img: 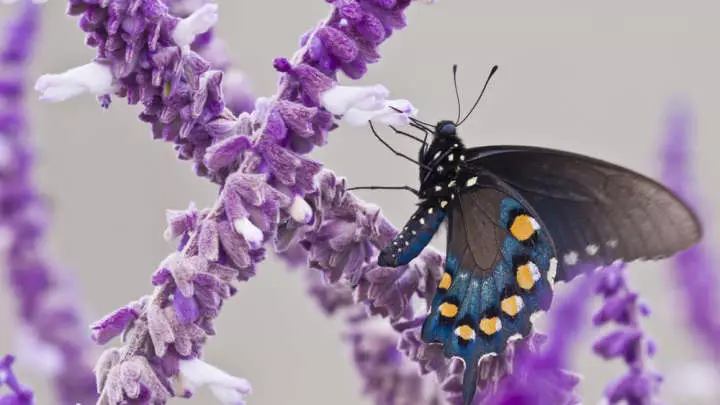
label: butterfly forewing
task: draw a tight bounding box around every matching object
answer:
[464,145,701,282]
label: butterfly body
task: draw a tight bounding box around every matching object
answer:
[375,121,701,405]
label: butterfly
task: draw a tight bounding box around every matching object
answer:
[350,65,702,405]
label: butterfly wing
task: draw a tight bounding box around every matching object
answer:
[464,145,701,282]
[421,179,556,405]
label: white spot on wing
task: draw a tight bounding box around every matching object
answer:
[528,262,541,281]
[586,244,599,256]
[433,151,441,159]
[448,154,454,162]
[419,218,425,225]
[548,257,558,284]
[434,185,442,191]
[529,217,541,230]
[448,180,456,187]
[428,208,434,214]
[440,201,448,208]
[607,239,618,248]
[564,251,579,265]
[465,177,478,187]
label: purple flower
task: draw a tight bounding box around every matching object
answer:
[0,2,97,404]
[661,105,720,361]
[36,0,429,403]
[0,355,34,405]
[592,263,661,404]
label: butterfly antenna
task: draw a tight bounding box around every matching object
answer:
[456,65,498,126]
[453,64,462,124]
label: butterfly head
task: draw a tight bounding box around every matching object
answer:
[435,120,457,137]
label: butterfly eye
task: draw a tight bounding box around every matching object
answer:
[440,123,456,135]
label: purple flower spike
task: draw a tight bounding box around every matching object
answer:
[47,0,429,402]
[592,263,662,404]
[0,2,97,404]
[661,105,720,361]
[0,355,34,405]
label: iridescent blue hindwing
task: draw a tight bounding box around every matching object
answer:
[420,185,558,405]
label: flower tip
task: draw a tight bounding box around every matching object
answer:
[173,3,220,49]
[178,358,251,405]
[273,57,292,73]
[233,217,263,248]
[34,62,113,102]
[290,195,313,224]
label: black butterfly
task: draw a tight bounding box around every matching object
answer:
[350,66,701,405]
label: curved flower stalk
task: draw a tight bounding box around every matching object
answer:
[0,2,97,404]
[35,1,429,403]
[591,263,661,404]
[661,106,720,361]
[164,0,255,115]
[0,355,34,405]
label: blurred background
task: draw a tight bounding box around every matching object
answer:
[1,0,719,404]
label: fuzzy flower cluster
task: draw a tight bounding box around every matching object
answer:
[0,2,97,404]
[34,0,424,403]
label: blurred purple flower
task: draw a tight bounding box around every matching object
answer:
[592,263,662,404]
[0,355,34,405]
[661,105,720,361]
[0,2,97,404]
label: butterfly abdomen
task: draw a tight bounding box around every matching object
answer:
[377,200,447,267]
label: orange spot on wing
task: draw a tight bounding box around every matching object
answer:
[455,325,475,341]
[501,296,523,316]
[517,262,538,290]
[439,272,452,290]
[479,317,501,335]
[510,215,538,241]
[439,302,458,318]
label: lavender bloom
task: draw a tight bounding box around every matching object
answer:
[0,355,34,405]
[164,0,255,115]
[0,2,97,404]
[661,106,720,361]
[592,263,661,404]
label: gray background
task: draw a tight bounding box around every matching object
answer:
[1,1,719,404]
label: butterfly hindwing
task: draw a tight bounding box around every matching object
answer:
[465,145,702,282]
[421,183,557,405]
[378,199,447,267]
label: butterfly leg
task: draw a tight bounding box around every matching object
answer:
[388,124,426,144]
[347,185,420,196]
[368,121,432,170]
